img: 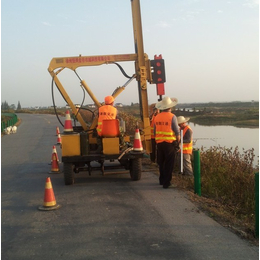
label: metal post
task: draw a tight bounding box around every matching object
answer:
[193,149,201,196]
[180,129,183,174]
[255,172,259,238]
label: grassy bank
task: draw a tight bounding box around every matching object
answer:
[190,113,258,127]
[172,146,258,243]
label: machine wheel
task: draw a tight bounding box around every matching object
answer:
[130,158,142,181]
[63,162,74,185]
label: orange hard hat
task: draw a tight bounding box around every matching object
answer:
[105,96,114,105]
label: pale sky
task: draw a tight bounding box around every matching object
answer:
[1,0,259,107]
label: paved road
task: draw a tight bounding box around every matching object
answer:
[1,114,259,260]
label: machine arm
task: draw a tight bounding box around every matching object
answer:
[48,54,138,72]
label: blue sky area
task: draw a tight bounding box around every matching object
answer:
[1,0,259,107]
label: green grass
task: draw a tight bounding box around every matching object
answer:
[173,146,258,240]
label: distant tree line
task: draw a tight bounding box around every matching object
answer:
[1,101,21,110]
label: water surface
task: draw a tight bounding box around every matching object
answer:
[189,123,259,165]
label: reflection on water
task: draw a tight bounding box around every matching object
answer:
[189,123,259,165]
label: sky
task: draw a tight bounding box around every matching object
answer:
[1,0,259,108]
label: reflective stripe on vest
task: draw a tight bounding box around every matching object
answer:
[154,112,176,143]
[97,105,117,136]
[181,125,193,154]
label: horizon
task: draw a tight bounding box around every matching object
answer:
[2,99,259,110]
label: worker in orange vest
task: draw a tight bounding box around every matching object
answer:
[154,97,180,189]
[150,105,159,163]
[97,96,117,136]
[177,116,193,176]
[96,95,118,153]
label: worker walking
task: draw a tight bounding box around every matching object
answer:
[177,116,193,176]
[154,97,180,189]
[150,105,159,163]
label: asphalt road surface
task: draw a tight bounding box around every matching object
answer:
[2,113,259,260]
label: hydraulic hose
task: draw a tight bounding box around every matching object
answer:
[51,77,64,127]
[74,84,86,125]
[112,62,132,79]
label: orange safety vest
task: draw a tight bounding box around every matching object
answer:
[180,125,193,154]
[97,105,117,136]
[154,112,177,143]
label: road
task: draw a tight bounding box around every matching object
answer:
[1,113,259,260]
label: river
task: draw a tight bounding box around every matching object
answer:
[189,123,259,166]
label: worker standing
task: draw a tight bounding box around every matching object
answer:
[154,97,180,189]
[177,116,193,176]
[150,105,159,163]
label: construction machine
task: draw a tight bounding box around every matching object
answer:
[48,0,166,185]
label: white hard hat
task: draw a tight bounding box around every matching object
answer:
[155,96,178,110]
[177,116,190,125]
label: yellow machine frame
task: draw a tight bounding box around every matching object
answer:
[48,2,153,152]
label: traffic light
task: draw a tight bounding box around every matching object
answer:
[151,58,166,84]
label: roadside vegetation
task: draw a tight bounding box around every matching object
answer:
[171,146,258,243]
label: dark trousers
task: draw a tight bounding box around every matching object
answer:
[150,138,157,163]
[157,142,176,186]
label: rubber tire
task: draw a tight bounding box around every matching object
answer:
[130,158,142,181]
[63,162,74,185]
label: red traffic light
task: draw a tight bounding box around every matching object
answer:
[151,59,166,84]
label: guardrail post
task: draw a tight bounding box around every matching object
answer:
[193,149,201,196]
[255,172,259,238]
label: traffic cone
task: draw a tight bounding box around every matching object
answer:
[64,110,73,133]
[57,133,62,144]
[51,145,59,163]
[38,177,61,211]
[49,149,60,173]
[56,126,60,136]
[133,128,143,151]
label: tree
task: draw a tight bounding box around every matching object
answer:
[1,101,9,110]
[17,101,21,110]
[10,104,16,110]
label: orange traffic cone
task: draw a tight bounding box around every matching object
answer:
[57,133,62,144]
[38,177,61,211]
[50,149,60,173]
[133,128,143,151]
[51,145,59,163]
[56,126,60,136]
[64,110,73,133]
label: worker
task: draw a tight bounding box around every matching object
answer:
[96,95,117,136]
[177,116,193,176]
[154,96,180,189]
[96,95,118,153]
[150,104,159,163]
